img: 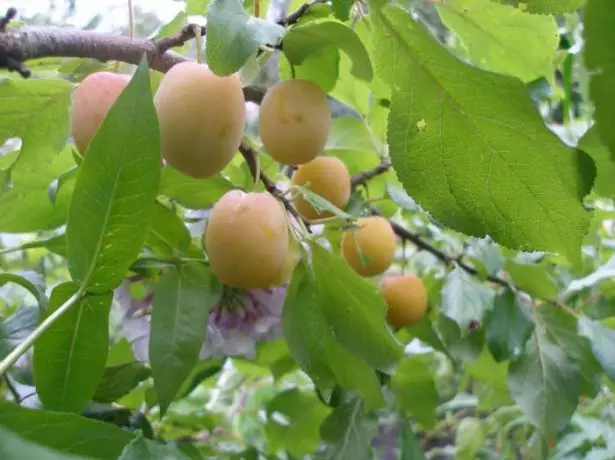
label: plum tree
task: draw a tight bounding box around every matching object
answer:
[291,156,351,220]
[258,79,331,165]
[341,216,397,277]
[379,274,428,328]
[154,62,246,179]
[204,190,294,290]
[71,71,130,155]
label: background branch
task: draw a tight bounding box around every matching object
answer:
[351,158,391,190]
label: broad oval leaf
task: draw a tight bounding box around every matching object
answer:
[159,166,235,209]
[93,362,151,403]
[371,6,592,264]
[391,355,438,428]
[577,125,615,197]
[66,57,161,293]
[0,427,85,460]
[505,260,558,300]
[33,282,113,413]
[117,434,190,460]
[578,316,615,382]
[149,263,222,415]
[144,202,191,257]
[283,19,373,81]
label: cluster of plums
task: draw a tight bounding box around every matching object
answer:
[70,62,427,329]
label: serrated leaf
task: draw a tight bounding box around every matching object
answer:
[585,0,615,163]
[371,5,591,264]
[93,362,151,403]
[578,316,615,382]
[508,328,580,436]
[318,396,377,460]
[144,202,191,257]
[0,427,86,460]
[577,125,615,197]
[0,271,47,310]
[149,263,222,415]
[505,261,558,300]
[495,0,587,13]
[391,355,437,428]
[66,57,161,293]
[436,0,559,83]
[438,315,485,362]
[441,266,495,333]
[265,389,331,457]
[310,241,404,371]
[283,19,373,81]
[282,261,385,409]
[0,306,39,360]
[159,167,235,209]
[0,402,134,459]
[34,282,112,413]
[117,434,190,460]
[486,288,534,361]
[206,0,285,75]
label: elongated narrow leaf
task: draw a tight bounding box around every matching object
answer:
[0,427,85,460]
[93,362,151,403]
[436,0,558,83]
[206,0,285,75]
[159,167,235,209]
[0,271,47,309]
[371,6,591,263]
[144,202,191,257]
[66,57,161,293]
[149,264,222,415]
[310,242,404,371]
[118,435,190,460]
[283,19,373,81]
[585,0,615,161]
[578,316,615,382]
[283,261,384,409]
[0,402,134,459]
[34,282,112,413]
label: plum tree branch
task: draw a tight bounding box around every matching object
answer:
[277,0,329,26]
[351,158,392,190]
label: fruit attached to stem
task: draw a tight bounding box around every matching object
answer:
[380,274,428,328]
[341,216,396,277]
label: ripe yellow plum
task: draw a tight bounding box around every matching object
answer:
[380,274,428,328]
[291,156,351,220]
[341,216,396,277]
[204,190,292,290]
[154,62,246,179]
[71,71,130,155]
[258,79,330,165]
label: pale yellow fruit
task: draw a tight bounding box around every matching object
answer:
[71,71,130,155]
[258,79,330,165]
[154,62,246,179]
[380,275,428,328]
[341,216,396,277]
[204,190,291,290]
[291,156,351,220]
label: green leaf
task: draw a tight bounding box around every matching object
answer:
[205,0,285,76]
[0,271,47,309]
[505,260,558,300]
[486,288,534,362]
[117,434,190,460]
[279,49,340,93]
[319,396,377,460]
[585,0,615,163]
[325,116,379,155]
[332,0,353,21]
[465,348,511,401]
[149,263,222,415]
[391,355,438,428]
[283,19,373,81]
[371,5,591,264]
[144,202,191,257]
[441,266,495,333]
[66,57,161,293]
[565,255,615,295]
[93,362,151,403]
[455,417,486,460]
[399,418,426,460]
[186,0,211,15]
[265,389,331,457]
[0,427,86,460]
[438,315,485,362]
[34,282,112,413]
[578,316,615,382]
[508,328,580,436]
[0,402,134,459]
[495,0,587,13]
[310,241,404,371]
[0,306,39,360]
[578,126,615,197]
[159,167,235,209]
[436,0,558,83]
[330,52,370,116]
[282,261,385,409]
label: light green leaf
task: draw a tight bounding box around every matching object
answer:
[66,57,161,293]
[436,0,559,83]
[186,0,211,15]
[325,116,379,154]
[279,49,340,93]
[455,418,486,460]
[565,255,615,295]
[578,316,615,382]
[391,355,438,428]
[330,52,370,116]
[149,263,222,415]
[371,5,591,264]
[93,362,151,403]
[0,271,47,310]
[495,0,587,13]
[34,282,112,413]
[400,418,426,460]
[159,167,235,209]
[117,434,190,460]
[578,125,615,197]
[144,202,191,257]
[441,266,495,333]
[283,18,373,81]
[0,402,134,459]
[0,427,85,460]
[206,0,285,75]
[505,260,558,300]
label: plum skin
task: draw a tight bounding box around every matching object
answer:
[380,274,428,328]
[341,216,397,277]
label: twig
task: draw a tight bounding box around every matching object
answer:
[3,375,20,403]
[277,0,329,27]
[351,158,391,190]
